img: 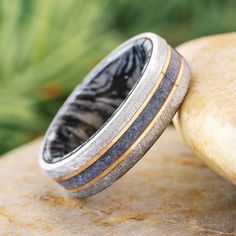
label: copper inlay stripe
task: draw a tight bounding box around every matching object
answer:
[70,58,185,193]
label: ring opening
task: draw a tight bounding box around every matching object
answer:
[43,38,152,163]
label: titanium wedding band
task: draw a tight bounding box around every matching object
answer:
[39,32,191,198]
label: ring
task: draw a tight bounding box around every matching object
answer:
[40,32,191,198]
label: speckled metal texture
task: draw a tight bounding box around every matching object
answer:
[43,38,152,163]
[39,33,191,198]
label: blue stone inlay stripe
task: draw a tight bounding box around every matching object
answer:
[59,49,181,190]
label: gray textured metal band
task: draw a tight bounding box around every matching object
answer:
[39,33,191,198]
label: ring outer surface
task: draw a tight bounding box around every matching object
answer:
[39,32,191,198]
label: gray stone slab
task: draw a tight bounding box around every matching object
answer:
[0,127,235,235]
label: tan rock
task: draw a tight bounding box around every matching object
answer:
[174,32,236,185]
[0,127,236,235]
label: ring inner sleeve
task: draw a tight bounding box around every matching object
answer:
[43,38,152,163]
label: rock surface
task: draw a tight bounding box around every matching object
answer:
[174,33,236,185]
[0,127,236,235]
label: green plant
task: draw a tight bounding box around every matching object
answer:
[0,0,235,154]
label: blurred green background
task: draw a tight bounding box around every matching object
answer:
[0,0,235,155]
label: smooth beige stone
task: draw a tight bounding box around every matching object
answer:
[174,33,236,185]
[0,127,235,235]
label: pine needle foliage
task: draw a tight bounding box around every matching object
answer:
[0,0,235,154]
